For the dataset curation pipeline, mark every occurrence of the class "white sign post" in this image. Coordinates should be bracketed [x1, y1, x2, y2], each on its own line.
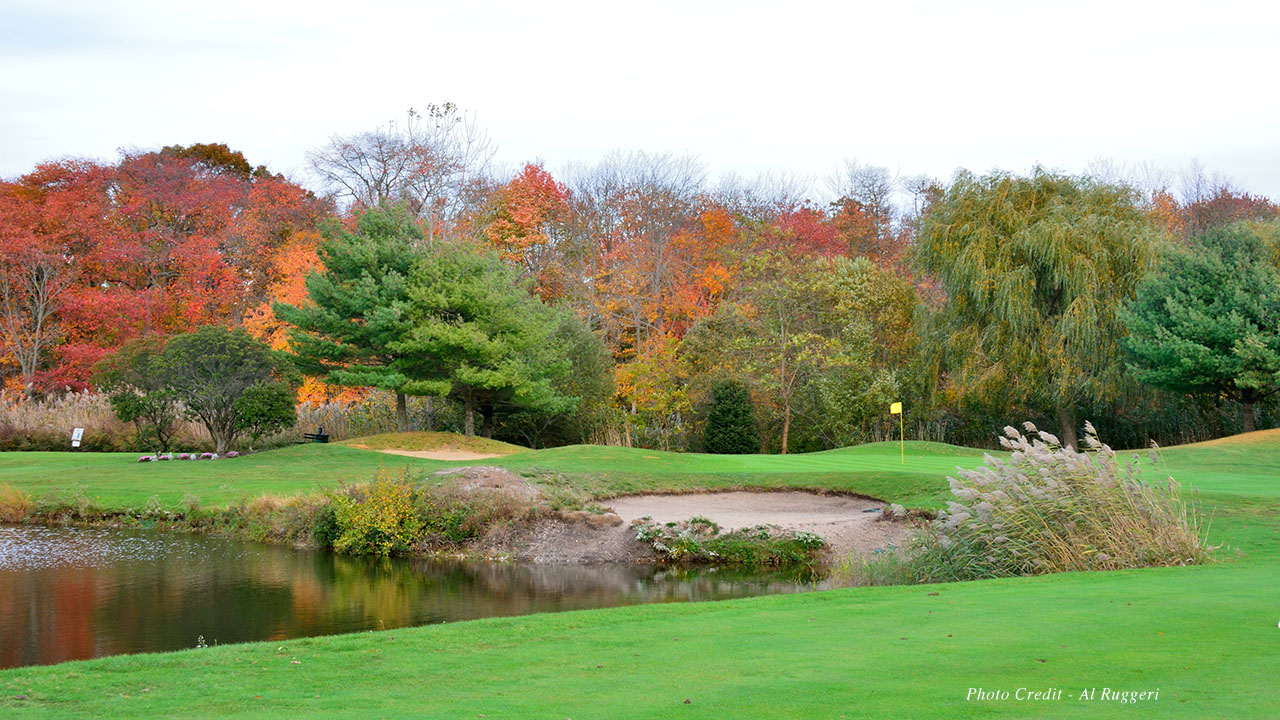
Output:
[71, 427, 84, 449]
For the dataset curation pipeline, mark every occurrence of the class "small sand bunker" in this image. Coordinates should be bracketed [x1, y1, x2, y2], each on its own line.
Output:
[606, 491, 911, 556]
[377, 448, 503, 461]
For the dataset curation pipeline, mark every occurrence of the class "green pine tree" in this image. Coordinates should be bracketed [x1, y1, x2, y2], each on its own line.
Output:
[703, 380, 759, 454]
[274, 207, 424, 431]
[393, 245, 576, 438]
[1122, 222, 1280, 433]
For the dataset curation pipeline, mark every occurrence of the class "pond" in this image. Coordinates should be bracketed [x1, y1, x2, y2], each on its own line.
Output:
[0, 524, 828, 669]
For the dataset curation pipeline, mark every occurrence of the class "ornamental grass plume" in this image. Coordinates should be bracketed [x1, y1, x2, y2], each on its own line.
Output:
[842, 422, 1214, 586]
[916, 422, 1213, 581]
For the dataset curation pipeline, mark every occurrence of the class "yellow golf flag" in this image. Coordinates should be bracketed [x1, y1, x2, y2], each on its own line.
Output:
[890, 402, 903, 463]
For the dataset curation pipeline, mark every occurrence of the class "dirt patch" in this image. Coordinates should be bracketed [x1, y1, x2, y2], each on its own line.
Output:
[484, 512, 655, 564]
[605, 491, 911, 557]
[376, 448, 504, 461]
[433, 466, 540, 502]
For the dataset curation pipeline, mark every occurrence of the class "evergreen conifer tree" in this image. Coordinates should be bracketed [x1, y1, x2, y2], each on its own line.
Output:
[703, 380, 758, 454]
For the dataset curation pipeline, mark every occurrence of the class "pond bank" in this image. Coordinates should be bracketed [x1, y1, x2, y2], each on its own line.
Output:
[5, 467, 913, 568]
[0, 523, 826, 669]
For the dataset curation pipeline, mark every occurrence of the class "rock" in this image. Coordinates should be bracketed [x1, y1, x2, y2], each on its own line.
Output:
[881, 503, 909, 521]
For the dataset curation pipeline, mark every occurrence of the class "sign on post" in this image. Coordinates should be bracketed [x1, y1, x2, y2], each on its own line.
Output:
[71, 427, 84, 449]
[889, 402, 903, 464]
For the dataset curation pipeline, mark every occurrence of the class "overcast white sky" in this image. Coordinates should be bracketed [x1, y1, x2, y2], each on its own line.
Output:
[2, 0, 1278, 199]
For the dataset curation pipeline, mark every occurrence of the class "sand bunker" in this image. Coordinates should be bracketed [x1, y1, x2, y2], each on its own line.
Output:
[375, 448, 504, 461]
[605, 491, 911, 556]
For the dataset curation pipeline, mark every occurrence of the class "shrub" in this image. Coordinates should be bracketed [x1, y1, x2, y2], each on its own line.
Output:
[850, 422, 1213, 585]
[0, 483, 32, 522]
[633, 517, 827, 566]
[330, 471, 422, 556]
[95, 336, 183, 453]
[325, 469, 540, 556]
[233, 382, 297, 451]
[703, 380, 759, 454]
[312, 505, 340, 549]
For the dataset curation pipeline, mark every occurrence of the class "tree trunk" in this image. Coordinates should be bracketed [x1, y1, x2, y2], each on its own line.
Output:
[424, 396, 435, 432]
[781, 401, 791, 455]
[1242, 401, 1257, 433]
[481, 408, 493, 439]
[626, 401, 636, 448]
[464, 389, 475, 438]
[395, 392, 409, 433]
[1055, 404, 1078, 450]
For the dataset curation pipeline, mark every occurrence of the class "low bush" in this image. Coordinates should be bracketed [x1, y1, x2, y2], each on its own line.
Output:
[325, 469, 539, 556]
[633, 516, 827, 566]
[330, 472, 423, 556]
[839, 422, 1213, 586]
[0, 483, 32, 522]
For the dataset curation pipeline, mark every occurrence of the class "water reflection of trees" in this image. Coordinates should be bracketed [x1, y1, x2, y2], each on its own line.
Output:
[0, 527, 822, 669]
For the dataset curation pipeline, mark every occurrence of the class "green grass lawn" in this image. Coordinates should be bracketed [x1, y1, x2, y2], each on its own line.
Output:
[2, 434, 1278, 718]
[0, 439, 984, 510]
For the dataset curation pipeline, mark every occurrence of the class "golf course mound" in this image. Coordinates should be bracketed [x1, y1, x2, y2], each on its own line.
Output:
[343, 431, 529, 460]
[1179, 427, 1280, 448]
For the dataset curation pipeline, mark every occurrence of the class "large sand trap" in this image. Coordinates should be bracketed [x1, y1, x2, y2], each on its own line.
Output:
[375, 448, 504, 461]
[605, 491, 910, 556]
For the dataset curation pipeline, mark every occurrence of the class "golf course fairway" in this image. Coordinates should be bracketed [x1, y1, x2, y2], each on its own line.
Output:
[2, 432, 1277, 718]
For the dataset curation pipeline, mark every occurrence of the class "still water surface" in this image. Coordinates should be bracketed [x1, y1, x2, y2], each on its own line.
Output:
[0, 524, 823, 669]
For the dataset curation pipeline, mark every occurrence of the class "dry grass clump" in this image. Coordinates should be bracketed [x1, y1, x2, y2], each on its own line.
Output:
[842, 421, 1213, 585]
[0, 390, 212, 451]
[0, 483, 33, 521]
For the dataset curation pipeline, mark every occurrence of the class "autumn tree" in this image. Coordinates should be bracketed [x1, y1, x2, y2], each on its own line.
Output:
[308, 105, 494, 242]
[0, 163, 111, 393]
[685, 252, 840, 453]
[24, 146, 332, 388]
[1123, 222, 1280, 432]
[917, 169, 1159, 448]
[829, 160, 897, 262]
[479, 163, 571, 299]
[0, 243, 75, 395]
[757, 203, 845, 258]
[274, 207, 424, 431]
[565, 151, 707, 355]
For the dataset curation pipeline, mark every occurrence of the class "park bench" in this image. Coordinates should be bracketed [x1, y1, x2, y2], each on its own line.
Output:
[300, 427, 330, 444]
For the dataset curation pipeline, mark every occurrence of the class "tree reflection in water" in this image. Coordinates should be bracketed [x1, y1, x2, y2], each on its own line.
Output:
[0, 524, 824, 669]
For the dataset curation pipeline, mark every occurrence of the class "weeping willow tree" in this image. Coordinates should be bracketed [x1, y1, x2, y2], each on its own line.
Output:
[917, 169, 1159, 448]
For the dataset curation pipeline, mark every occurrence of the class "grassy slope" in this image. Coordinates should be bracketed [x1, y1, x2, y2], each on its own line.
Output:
[3, 436, 1279, 717]
[0, 438, 982, 509]
[341, 430, 527, 455]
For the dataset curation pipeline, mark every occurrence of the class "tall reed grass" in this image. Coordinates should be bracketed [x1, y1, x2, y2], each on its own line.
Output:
[0, 390, 211, 452]
[838, 421, 1214, 586]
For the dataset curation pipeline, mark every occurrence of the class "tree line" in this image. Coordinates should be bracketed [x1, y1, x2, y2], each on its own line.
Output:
[2, 109, 1278, 451]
